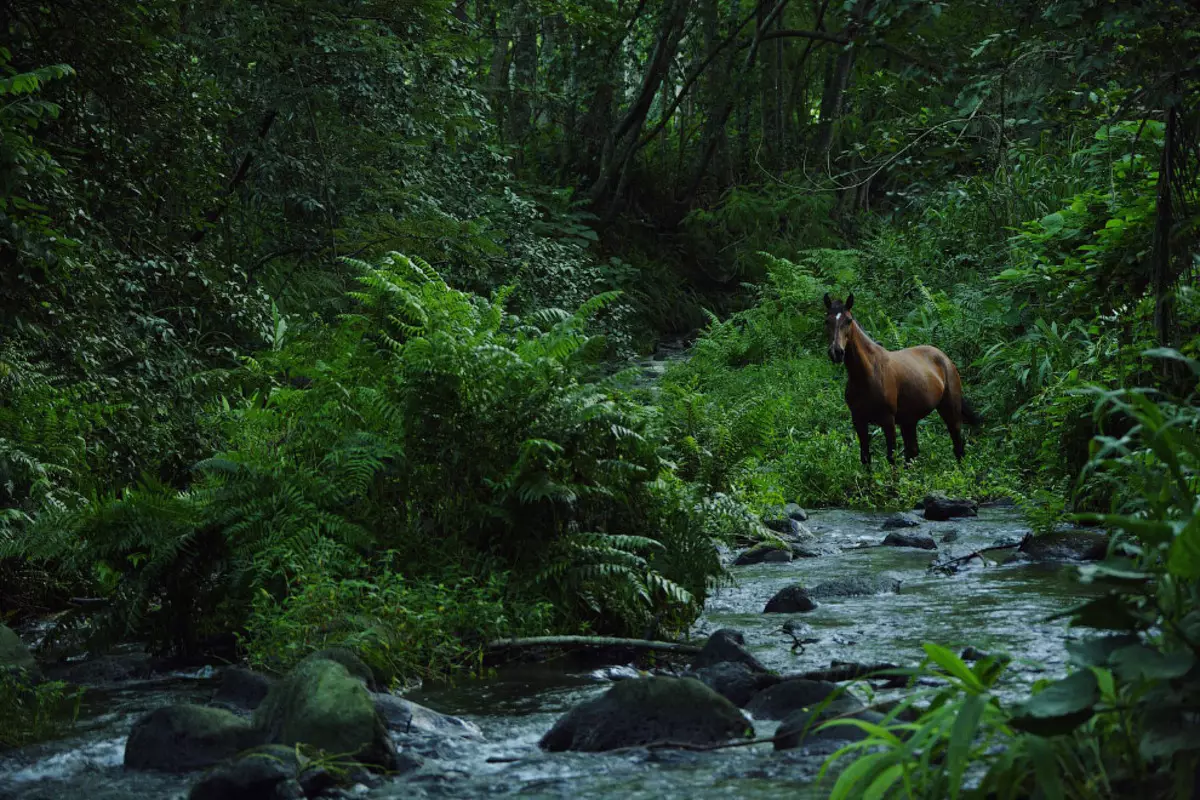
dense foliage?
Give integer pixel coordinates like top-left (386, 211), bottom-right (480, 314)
top-left (2, 0), bottom-right (1200, 790)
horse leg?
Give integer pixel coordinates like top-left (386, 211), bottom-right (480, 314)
top-left (854, 416), bottom-right (871, 467)
top-left (882, 415), bottom-right (897, 465)
top-left (900, 420), bottom-right (919, 462)
top-left (937, 403), bottom-right (965, 461)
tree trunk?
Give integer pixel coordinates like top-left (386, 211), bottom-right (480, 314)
top-left (1152, 104), bottom-right (1177, 357)
top-left (507, 2), bottom-right (538, 166)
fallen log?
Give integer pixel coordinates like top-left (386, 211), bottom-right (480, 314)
top-left (484, 636), bottom-right (702, 655)
top-left (928, 537), bottom-right (1029, 574)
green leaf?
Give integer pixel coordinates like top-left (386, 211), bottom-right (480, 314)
top-left (947, 694), bottom-right (986, 798)
top-left (1109, 644), bottom-right (1195, 682)
top-left (1052, 594), bottom-right (1143, 631)
top-left (1140, 712), bottom-right (1200, 760)
top-left (863, 763), bottom-right (904, 800)
top-left (1027, 736), bottom-right (1066, 800)
top-left (1040, 212), bottom-right (1066, 234)
top-left (1009, 671), bottom-right (1098, 736)
top-left (1065, 634), bottom-right (1141, 667)
top-left (828, 751), bottom-right (889, 800)
top-left (923, 643), bottom-right (985, 692)
top-left (1168, 515), bottom-right (1200, 579)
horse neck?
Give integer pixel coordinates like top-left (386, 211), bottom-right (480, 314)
top-left (845, 321), bottom-right (885, 383)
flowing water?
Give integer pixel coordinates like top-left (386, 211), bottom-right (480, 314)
top-left (0, 343), bottom-right (1103, 799)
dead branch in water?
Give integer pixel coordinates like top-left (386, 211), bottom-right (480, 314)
top-left (928, 537), bottom-right (1029, 575)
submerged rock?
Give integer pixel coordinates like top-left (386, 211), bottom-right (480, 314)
top-left (881, 512), bottom-right (921, 530)
top-left (690, 629), bottom-right (769, 673)
top-left (881, 531), bottom-right (937, 550)
top-left (685, 662), bottom-right (781, 707)
top-left (784, 503), bottom-right (809, 522)
top-left (0, 624), bottom-right (38, 679)
top-left (733, 542), bottom-right (793, 565)
top-left (763, 586), bottom-right (817, 614)
top-left (1018, 531), bottom-right (1108, 562)
top-left (745, 678), bottom-right (838, 720)
top-left (941, 529), bottom-right (960, 543)
top-left (922, 493), bottom-right (979, 521)
top-left (125, 704), bottom-right (261, 772)
top-left (791, 541), bottom-right (840, 558)
top-left (774, 697), bottom-right (882, 750)
top-left (212, 667), bottom-right (275, 712)
top-left (253, 655), bottom-right (397, 770)
top-left (539, 677), bottom-right (753, 752)
top-left (809, 575), bottom-right (901, 599)
top-left (373, 693), bottom-right (483, 739)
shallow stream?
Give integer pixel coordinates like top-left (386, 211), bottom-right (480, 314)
top-left (0, 506), bottom-right (1102, 800)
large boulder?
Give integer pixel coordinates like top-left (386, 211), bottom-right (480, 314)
top-left (733, 542), bottom-right (793, 565)
top-left (881, 531), bottom-right (937, 550)
top-left (253, 656), bottom-right (397, 770)
top-left (763, 586), bottom-right (817, 614)
top-left (684, 662), bottom-right (781, 707)
top-left (791, 541), bottom-right (840, 559)
top-left (881, 512), bottom-right (921, 530)
top-left (690, 629), bottom-right (769, 673)
top-left (212, 667), bottom-right (275, 712)
top-left (0, 624), bottom-right (38, 679)
top-left (1018, 531), bottom-right (1108, 562)
top-left (125, 705), bottom-right (261, 772)
top-left (744, 678), bottom-right (838, 720)
top-left (774, 697), bottom-right (882, 750)
top-left (539, 677), bottom-right (753, 752)
top-left (809, 575), bottom-right (901, 599)
top-left (373, 693), bottom-right (483, 739)
top-left (922, 493), bottom-right (979, 521)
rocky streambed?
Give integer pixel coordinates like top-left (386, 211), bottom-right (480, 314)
top-left (0, 504), bottom-right (1108, 800)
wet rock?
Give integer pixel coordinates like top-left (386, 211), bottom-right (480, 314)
top-left (784, 503), bottom-right (809, 522)
top-left (993, 535), bottom-right (1025, 548)
top-left (187, 745), bottom-right (309, 800)
top-left (685, 662), bottom-right (781, 707)
top-left (774, 698), bottom-right (883, 750)
top-left (304, 647), bottom-right (379, 690)
top-left (881, 531), bottom-right (937, 550)
top-left (733, 542), bottom-right (793, 565)
top-left (941, 529), bottom-right (960, 544)
top-left (125, 704), bottom-right (261, 772)
top-left (253, 655), bottom-right (397, 770)
top-left (763, 586), bottom-right (817, 614)
top-left (690, 629), bottom-right (770, 673)
top-left (0, 624), bottom-right (39, 680)
top-left (791, 542), bottom-right (840, 558)
top-left (922, 493), bottom-right (979, 521)
top-left (539, 677), bottom-right (753, 752)
top-left (881, 512), bottom-right (921, 530)
top-left (960, 646), bottom-right (989, 662)
top-left (744, 678), bottom-right (838, 720)
top-left (809, 575), bottom-right (901, 599)
top-left (212, 667), bottom-right (275, 711)
top-left (373, 693), bottom-right (483, 739)
top-left (45, 652), bottom-right (154, 686)
top-left (1018, 531), bottom-right (1108, 562)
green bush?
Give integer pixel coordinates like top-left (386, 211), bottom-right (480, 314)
top-left (0, 671), bottom-right (81, 749)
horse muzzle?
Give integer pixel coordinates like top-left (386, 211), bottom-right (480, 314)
top-left (829, 346), bottom-right (845, 364)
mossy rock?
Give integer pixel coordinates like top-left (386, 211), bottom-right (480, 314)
top-left (125, 704), bottom-right (261, 772)
top-left (733, 542), bottom-right (792, 565)
top-left (774, 696), bottom-right (880, 750)
top-left (1019, 530), bottom-right (1108, 562)
top-left (539, 677), bottom-right (754, 752)
top-left (0, 624), bottom-right (39, 680)
top-left (253, 657), bottom-right (397, 770)
top-left (745, 678), bottom-right (838, 720)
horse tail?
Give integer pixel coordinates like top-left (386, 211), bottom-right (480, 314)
top-left (961, 395), bottom-right (982, 427)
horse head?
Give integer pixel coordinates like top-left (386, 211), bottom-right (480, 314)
top-left (822, 292), bottom-right (855, 364)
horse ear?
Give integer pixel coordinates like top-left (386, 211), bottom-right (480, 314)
top-left (845, 293), bottom-right (855, 311)
top-left (823, 293), bottom-right (832, 310)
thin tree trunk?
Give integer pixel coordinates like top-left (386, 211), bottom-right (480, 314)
top-left (1152, 104), bottom-right (1177, 356)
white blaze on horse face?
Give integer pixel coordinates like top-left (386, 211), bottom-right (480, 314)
top-left (835, 313), bottom-right (842, 323)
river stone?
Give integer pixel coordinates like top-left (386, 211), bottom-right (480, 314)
top-left (1018, 531), bottom-right (1108, 562)
top-left (733, 542), bottom-right (792, 565)
top-left (774, 697), bottom-right (882, 750)
top-left (125, 704), bottom-right (261, 772)
top-left (690, 629), bottom-right (769, 673)
top-left (187, 745), bottom-right (309, 800)
top-left (684, 662), bottom-right (781, 707)
top-left (373, 693), bottom-right (483, 739)
top-left (881, 531), bottom-right (937, 550)
top-left (922, 493), bottom-right (979, 521)
top-left (809, 575), bottom-right (901, 599)
top-left (304, 647), bottom-right (379, 690)
top-left (45, 652), bottom-right (153, 686)
top-left (744, 678), bottom-right (838, 720)
top-left (539, 677), bottom-right (753, 752)
top-left (253, 656), bottom-right (397, 770)
top-left (212, 667), bottom-right (275, 711)
top-left (0, 624), bottom-right (39, 680)
top-left (941, 529), bottom-right (960, 543)
top-left (881, 512), bottom-right (921, 530)
top-left (791, 541), bottom-right (839, 558)
top-left (763, 586), bottom-right (817, 614)
top-left (784, 503), bottom-right (808, 522)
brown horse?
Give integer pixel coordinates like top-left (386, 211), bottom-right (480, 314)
top-left (823, 293), bottom-right (979, 466)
